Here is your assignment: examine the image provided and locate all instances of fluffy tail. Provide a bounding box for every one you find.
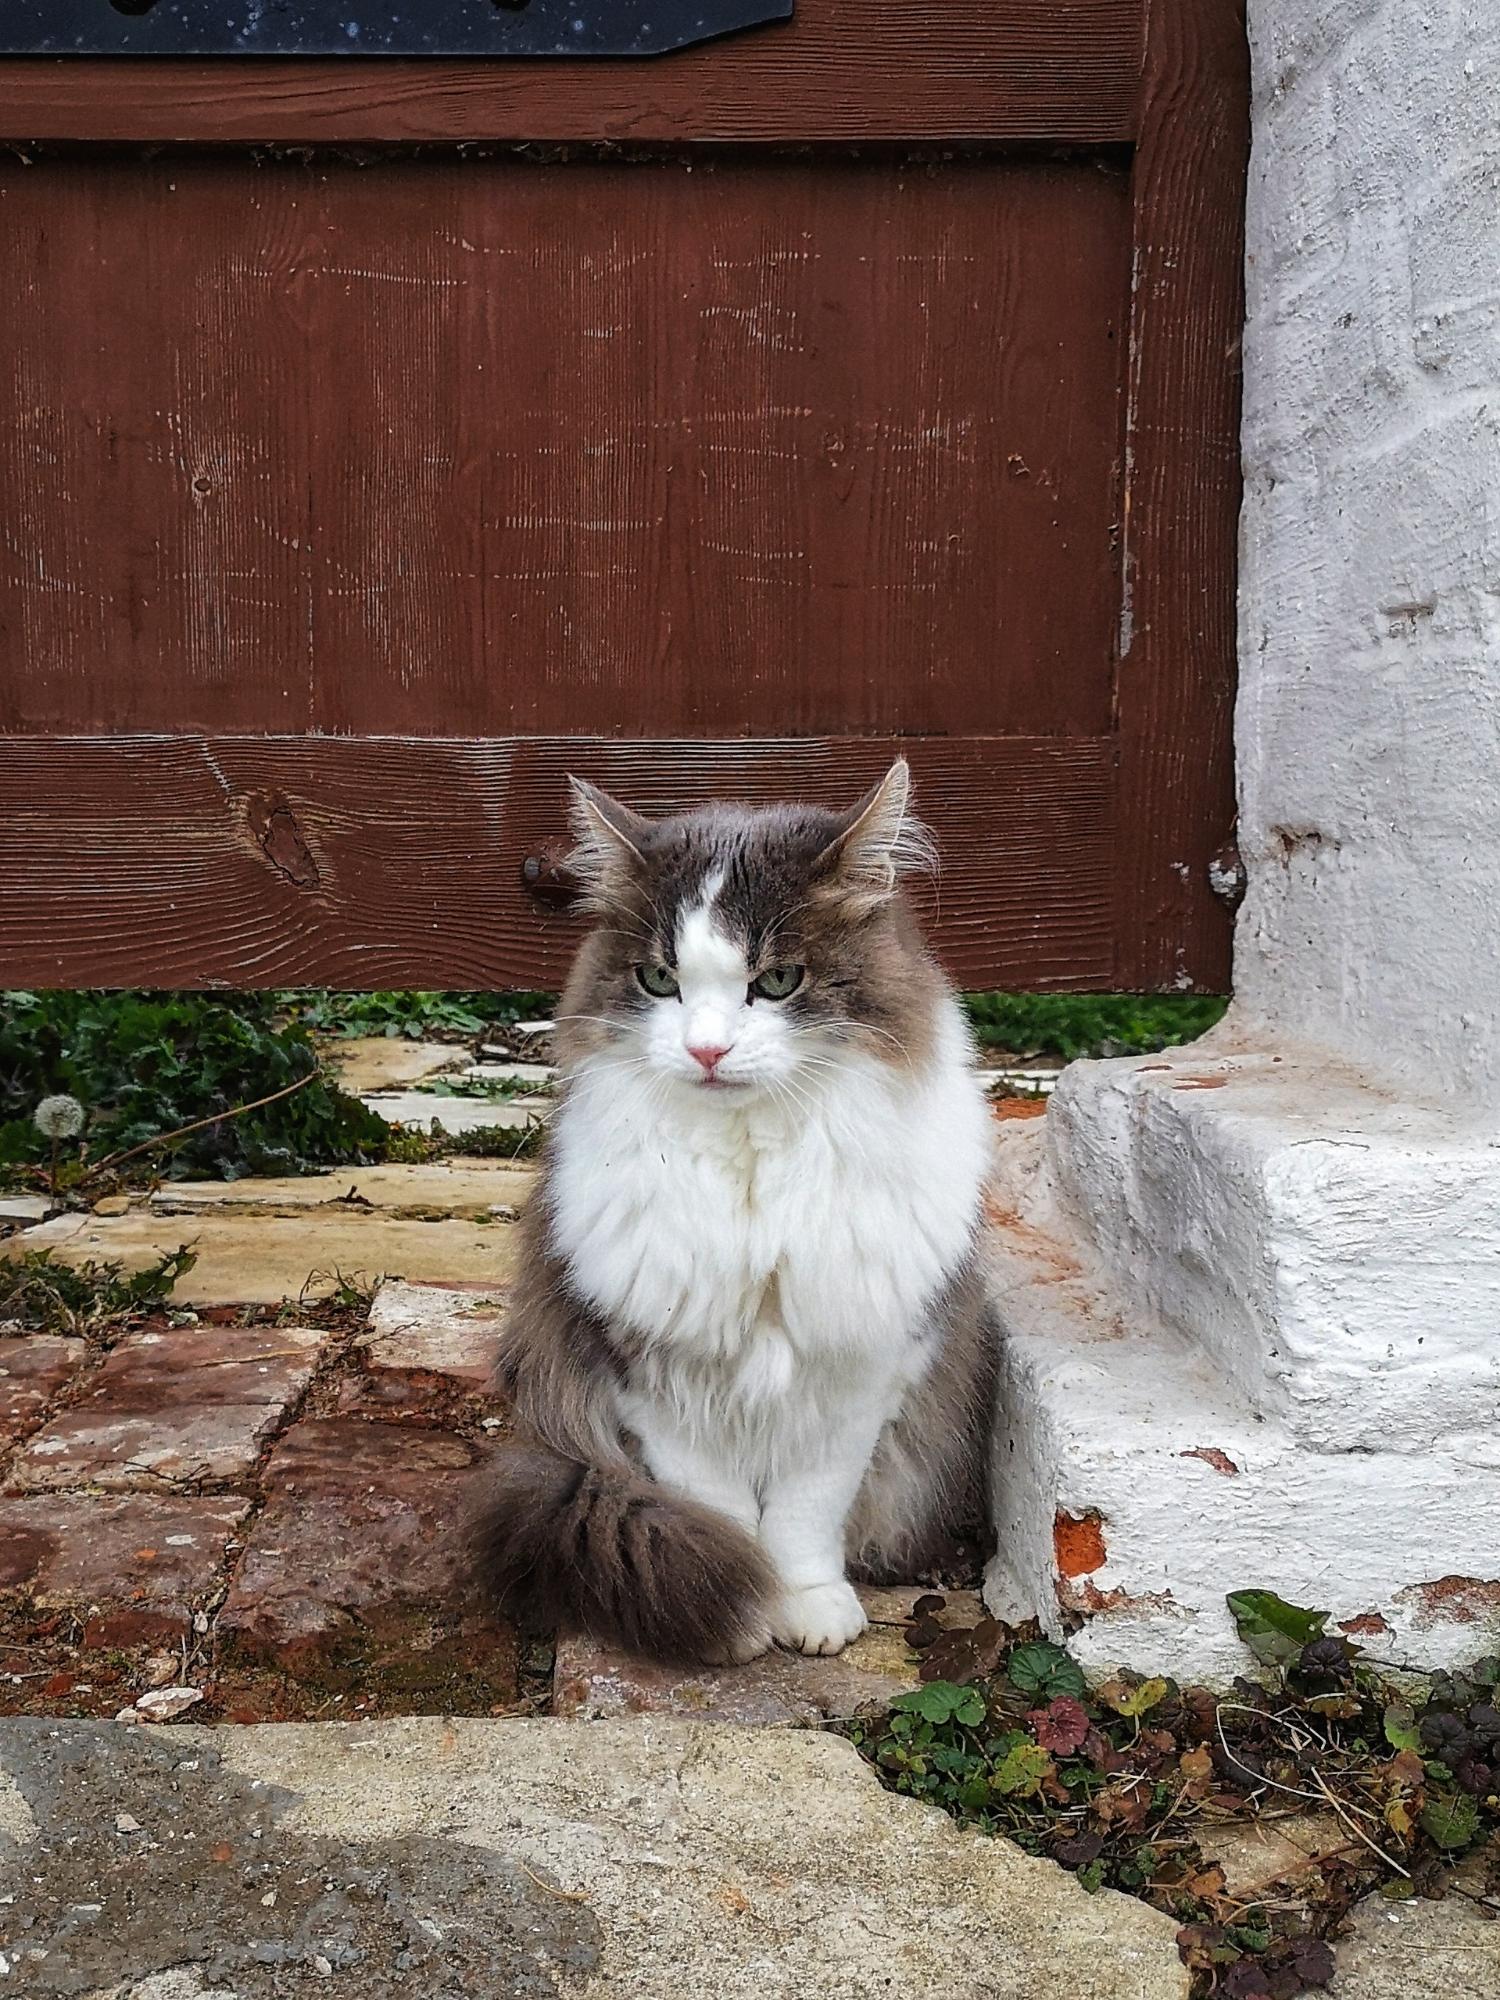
[476,1442,776,1664]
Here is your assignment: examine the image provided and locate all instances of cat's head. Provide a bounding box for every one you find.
[556,760,945,1098]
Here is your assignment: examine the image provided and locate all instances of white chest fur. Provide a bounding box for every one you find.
[547,999,992,1382]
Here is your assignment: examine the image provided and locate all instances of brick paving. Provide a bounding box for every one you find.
[11,1324,327,1493]
[217,1418,514,1696]
[0,1277,521,1716]
[0,1493,249,1648]
[0,1336,86,1439]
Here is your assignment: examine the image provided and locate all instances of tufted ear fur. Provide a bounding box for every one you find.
[566,777,651,907]
[815,760,935,912]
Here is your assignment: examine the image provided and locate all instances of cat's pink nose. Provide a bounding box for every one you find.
[688,1043,731,1075]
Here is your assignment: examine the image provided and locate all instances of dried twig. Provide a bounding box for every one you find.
[79,1069,322,1183]
[1215,1702,1411,1879]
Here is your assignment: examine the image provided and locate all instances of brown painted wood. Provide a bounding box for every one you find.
[1111,0,1247,991]
[0,735,1117,992]
[0,151,1129,742]
[0,2,1141,146]
[0,1,1248,995]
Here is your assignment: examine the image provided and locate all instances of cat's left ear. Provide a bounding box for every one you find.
[566,776,651,901]
[816,759,934,908]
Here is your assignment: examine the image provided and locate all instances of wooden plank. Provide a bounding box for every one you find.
[0,1,1142,146]
[1111,0,1247,992]
[0,734,1118,992]
[0,151,1129,743]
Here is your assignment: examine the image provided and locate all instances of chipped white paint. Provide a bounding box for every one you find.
[985,0,1500,1680]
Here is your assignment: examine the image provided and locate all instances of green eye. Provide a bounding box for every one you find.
[635,963,680,999]
[750,965,805,1001]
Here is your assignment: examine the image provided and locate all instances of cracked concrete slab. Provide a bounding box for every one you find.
[0,1717,1191,1998]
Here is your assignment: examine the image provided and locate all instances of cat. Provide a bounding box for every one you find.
[475,760,997,1664]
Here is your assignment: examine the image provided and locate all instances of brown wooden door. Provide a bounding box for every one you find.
[0,1,1246,993]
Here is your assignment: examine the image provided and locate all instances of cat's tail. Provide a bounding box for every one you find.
[475,1441,777,1664]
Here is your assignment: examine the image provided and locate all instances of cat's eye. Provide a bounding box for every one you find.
[749,964,805,1001]
[635,963,681,999]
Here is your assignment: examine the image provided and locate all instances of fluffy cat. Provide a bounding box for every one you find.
[476,760,996,1663]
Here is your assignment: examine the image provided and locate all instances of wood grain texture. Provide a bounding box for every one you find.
[0,1,1142,146]
[0,735,1118,992]
[0,151,1129,742]
[1111,0,1247,991]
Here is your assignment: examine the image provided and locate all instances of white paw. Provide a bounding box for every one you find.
[774,1581,868,1657]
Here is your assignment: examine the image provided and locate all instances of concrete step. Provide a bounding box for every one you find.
[0,1717,1192,1999]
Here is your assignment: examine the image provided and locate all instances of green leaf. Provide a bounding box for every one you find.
[1419,1791,1480,1850]
[1007,1641,1087,1699]
[1225,1589,1328,1668]
[891,1682,972,1726]
[952,1686,987,1727]
[1101,1675,1170,1718]
[1383,1702,1422,1752]
[991,1743,1053,1797]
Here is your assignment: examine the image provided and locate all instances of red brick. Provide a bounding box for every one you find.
[0,1335,87,1438]
[216,1418,516,1698]
[0,1492,248,1646]
[9,1324,328,1493]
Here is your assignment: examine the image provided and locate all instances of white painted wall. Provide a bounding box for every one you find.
[1233,0,1500,1112]
[987,0,1500,1677]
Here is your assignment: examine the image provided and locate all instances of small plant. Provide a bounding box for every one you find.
[962,991,1227,1062]
[441,1119,550,1162]
[1,991,389,1184]
[32,1092,85,1201]
[282,991,555,1042]
[413,1073,556,1102]
[0,1246,195,1338]
[844,1592,1500,1999]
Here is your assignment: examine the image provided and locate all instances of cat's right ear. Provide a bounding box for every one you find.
[566,776,650,897]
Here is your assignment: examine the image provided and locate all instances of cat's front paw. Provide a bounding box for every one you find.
[774,1580,867,1657]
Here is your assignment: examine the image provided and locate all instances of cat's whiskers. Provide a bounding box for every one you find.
[554,1012,631,1035]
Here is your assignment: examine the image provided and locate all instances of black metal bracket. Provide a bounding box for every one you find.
[2,0,793,59]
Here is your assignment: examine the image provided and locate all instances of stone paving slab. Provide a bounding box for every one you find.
[217,1419,516,1696]
[0,1194,52,1227]
[555,1587,983,1724]
[463,1060,555,1086]
[0,1493,249,1647]
[327,1037,466,1094]
[1333,1890,1500,1998]
[359,1089,552,1135]
[149,1159,536,1220]
[358,1279,507,1394]
[13,1717,1181,2000]
[0,1336,87,1440]
[8,1209,520,1305]
[9,1325,327,1494]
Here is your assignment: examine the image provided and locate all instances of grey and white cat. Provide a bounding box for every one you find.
[477,761,996,1663]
